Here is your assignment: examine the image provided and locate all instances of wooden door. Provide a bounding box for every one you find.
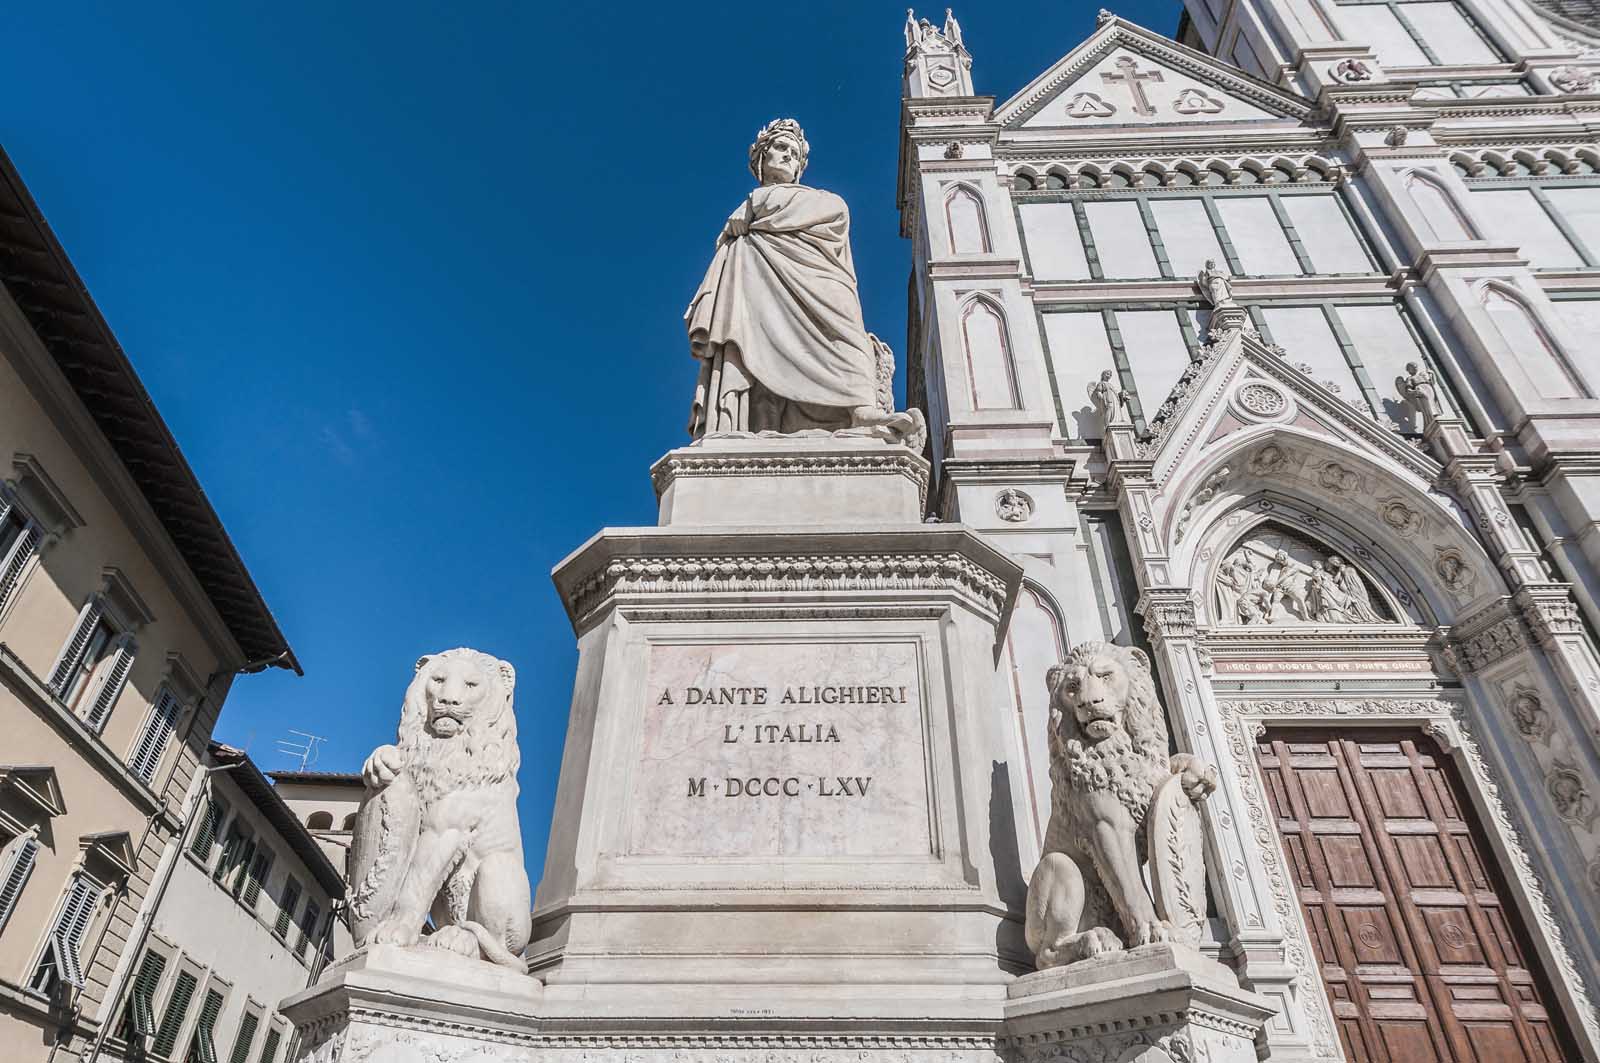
[1256,729,1576,1062]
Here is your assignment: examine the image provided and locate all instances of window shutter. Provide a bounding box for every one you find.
[295,900,321,958]
[214,823,243,881]
[242,849,273,908]
[190,797,226,862]
[257,1026,282,1063]
[52,873,100,987]
[0,835,39,933]
[274,879,301,940]
[230,837,257,898]
[0,522,40,615]
[48,600,105,695]
[228,1011,260,1063]
[121,949,167,1040]
[152,970,198,1057]
[130,688,183,783]
[188,988,225,1063]
[82,636,136,732]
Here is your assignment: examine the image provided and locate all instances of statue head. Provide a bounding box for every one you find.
[1099,369,1114,383]
[1405,361,1421,376]
[408,648,512,739]
[749,118,809,185]
[1046,642,1166,749]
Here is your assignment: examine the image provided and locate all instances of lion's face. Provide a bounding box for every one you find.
[1052,651,1134,744]
[421,654,497,738]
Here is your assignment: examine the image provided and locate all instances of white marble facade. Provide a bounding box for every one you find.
[902,1,1600,1060]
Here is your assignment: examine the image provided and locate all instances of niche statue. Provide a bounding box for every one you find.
[1025,642,1219,967]
[686,118,924,447]
[347,648,532,972]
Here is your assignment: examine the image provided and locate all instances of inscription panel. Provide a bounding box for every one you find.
[627,640,930,859]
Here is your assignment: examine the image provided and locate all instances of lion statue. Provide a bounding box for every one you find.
[1024,642,1218,969]
[347,648,532,972]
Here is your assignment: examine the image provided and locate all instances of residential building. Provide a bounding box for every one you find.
[0,144,298,1061]
[265,772,364,875]
[105,745,345,1063]
[899,2,1600,1058]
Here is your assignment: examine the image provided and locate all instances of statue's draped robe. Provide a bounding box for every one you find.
[686,183,878,435]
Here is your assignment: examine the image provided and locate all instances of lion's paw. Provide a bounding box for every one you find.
[427,924,480,957]
[1076,925,1124,959]
[1135,918,1176,946]
[371,920,420,948]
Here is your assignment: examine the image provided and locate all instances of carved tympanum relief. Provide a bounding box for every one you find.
[1213,526,1394,626]
[1024,643,1218,967]
[349,648,533,972]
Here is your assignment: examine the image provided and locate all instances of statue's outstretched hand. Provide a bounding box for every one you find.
[362,744,404,790]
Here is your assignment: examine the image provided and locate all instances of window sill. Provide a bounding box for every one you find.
[0,643,170,825]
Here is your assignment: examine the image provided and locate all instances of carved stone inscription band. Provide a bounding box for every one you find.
[629,640,930,859]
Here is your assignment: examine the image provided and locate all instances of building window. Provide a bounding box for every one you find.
[47,598,137,733]
[129,687,185,784]
[241,847,274,909]
[214,820,256,892]
[227,1005,261,1063]
[0,494,41,619]
[28,871,102,995]
[186,986,226,1063]
[190,796,229,864]
[294,899,321,959]
[257,1023,285,1063]
[118,948,169,1046]
[305,811,333,831]
[0,831,39,935]
[151,967,200,1059]
[273,878,301,941]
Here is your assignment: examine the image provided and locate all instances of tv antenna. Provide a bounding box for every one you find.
[276,729,326,772]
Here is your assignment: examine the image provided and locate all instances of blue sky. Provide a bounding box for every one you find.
[2,2,1177,869]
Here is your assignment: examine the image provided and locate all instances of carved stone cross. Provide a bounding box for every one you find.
[1101,55,1164,116]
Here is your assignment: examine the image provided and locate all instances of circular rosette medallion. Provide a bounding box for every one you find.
[1232,380,1291,422]
[1146,774,1207,946]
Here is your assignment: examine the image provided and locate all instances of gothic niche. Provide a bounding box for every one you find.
[1213,524,1396,626]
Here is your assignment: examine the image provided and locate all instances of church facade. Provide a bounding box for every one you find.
[900,3,1600,1060]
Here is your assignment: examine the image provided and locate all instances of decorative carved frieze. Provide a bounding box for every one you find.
[1515,585,1585,648]
[650,451,930,509]
[1140,587,1199,644]
[565,551,1009,622]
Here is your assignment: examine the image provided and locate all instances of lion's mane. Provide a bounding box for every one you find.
[1046,642,1171,827]
[397,647,519,805]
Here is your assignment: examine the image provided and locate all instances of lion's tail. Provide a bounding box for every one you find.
[460,920,529,975]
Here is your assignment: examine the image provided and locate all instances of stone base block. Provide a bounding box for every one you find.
[651,436,929,527]
[281,945,539,1063]
[1004,944,1274,1063]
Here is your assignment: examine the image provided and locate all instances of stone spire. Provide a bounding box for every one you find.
[902,7,973,98]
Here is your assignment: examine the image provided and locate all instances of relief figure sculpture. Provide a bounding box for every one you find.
[686,119,924,446]
[1024,643,1218,967]
[347,648,533,972]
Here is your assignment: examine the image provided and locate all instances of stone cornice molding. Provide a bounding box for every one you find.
[553,528,1022,633]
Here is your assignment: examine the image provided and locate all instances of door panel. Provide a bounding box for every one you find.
[1257,729,1577,1063]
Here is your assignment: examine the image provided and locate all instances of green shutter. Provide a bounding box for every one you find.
[152,970,198,1057]
[242,850,273,908]
[190,798,225,861]
[228,1011,260,1063]
[257,1027,282,1063]
[120,949,167,1040]
[274,880,301,940]
[187,988,224,1063]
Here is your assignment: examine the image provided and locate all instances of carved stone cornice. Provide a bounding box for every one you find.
[554,528,1022,632]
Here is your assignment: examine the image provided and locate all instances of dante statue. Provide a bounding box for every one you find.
[686,119,922,444]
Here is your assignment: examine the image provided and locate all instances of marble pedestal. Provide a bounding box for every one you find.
[534,436,1026,1017]
[1005,944,1274,1063]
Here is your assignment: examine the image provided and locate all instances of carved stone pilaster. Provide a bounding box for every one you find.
[1447,599,1526,675]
